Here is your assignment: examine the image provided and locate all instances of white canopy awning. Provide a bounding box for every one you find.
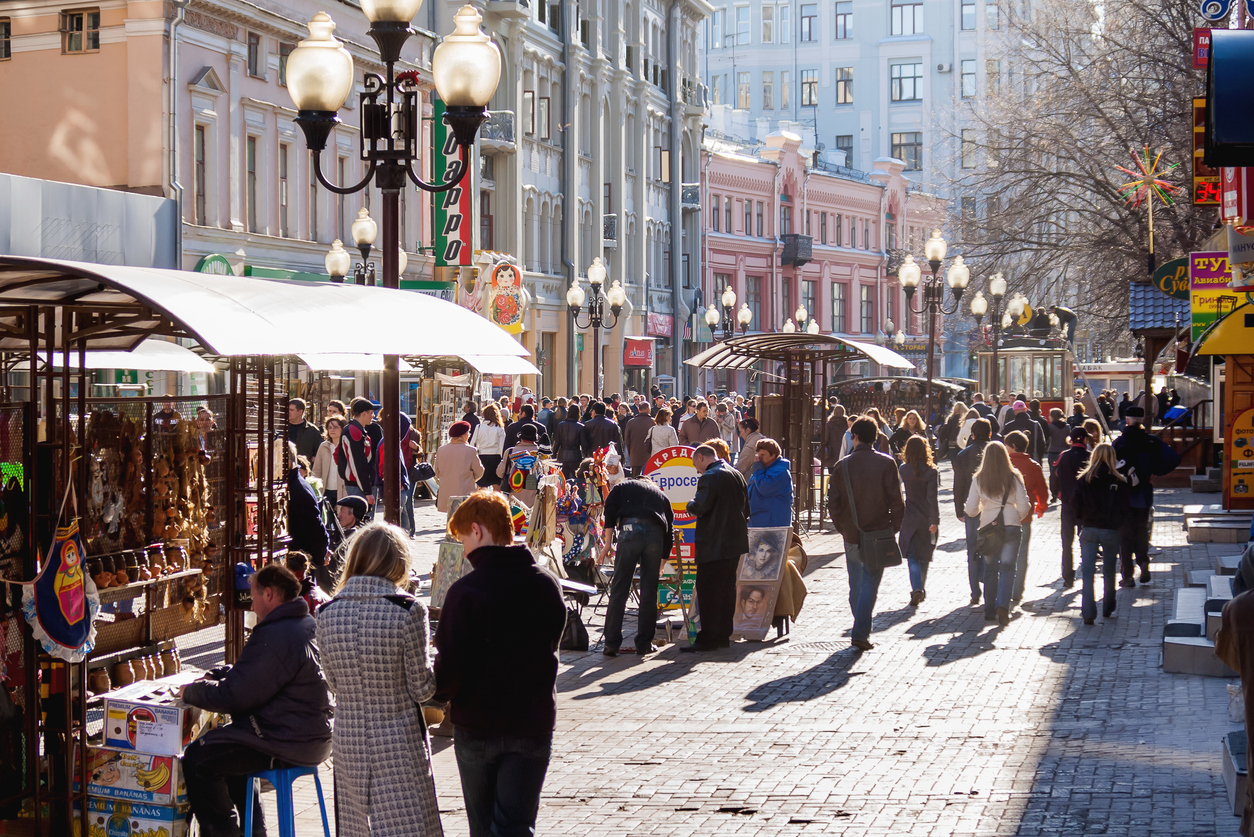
[0,257,531,358]
[685,332,915,371]
[297,354,416,372]
[42,338,217,373]
[460,354,541,375]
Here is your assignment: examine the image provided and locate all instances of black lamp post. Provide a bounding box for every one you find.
[968,271,1009,397]
[288,3,501,524]
[567,257,626,397]
[898,230,970,424]
[324,209,411,285]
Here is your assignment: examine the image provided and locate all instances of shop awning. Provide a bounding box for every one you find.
[297,354,416,372]
[41,338,218,373]
[1196,302,1254,355]
[685,332,915,371]
[459,354,541,375]
[0,257,531,358]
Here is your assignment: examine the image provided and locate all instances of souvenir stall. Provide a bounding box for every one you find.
[0,257,530,836]
[825,376,967,418]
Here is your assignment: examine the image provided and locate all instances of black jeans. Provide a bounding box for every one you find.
[1119,506,1152,579]
[604,522,665,651]
[453,729,552,837]
[1060,503,1079,582]
[694,557,736,647]
[182,736,280,837]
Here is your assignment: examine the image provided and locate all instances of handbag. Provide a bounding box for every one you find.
[975,485,1012,557]
[840,461,903,570]
[559,606,589,651]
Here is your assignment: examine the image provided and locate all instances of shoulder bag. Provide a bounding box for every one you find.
[841,459,903,570]
[975,484,1012,557]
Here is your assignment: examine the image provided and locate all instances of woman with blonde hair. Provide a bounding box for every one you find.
[1075,443,1131,624]
[316,522,441,835]
[1082,418,1104,448]
[899,435,939,606]
[474,402,507,488]
[889,409,925,459]
[964,441,1031,627]
[938,402,969,460]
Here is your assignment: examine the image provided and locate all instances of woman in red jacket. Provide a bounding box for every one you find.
[1005,431,1048,607]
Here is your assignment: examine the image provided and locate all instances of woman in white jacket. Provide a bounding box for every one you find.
[472,403,507,487]
[964,441,1031,628]
[312,416,345,505]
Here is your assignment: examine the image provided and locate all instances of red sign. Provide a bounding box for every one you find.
[1194,28,1212,69]
[646,312,674,338]
[1223,167,1254,223]
[1195,97,1220,206]
[623,338,654,367]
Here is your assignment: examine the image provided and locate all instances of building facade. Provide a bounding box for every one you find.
[700,130,945,393]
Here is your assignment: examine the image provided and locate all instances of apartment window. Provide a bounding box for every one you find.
[886,288,896,325]
[835,67,853,105]
[781,71,790,109]
[864,219,870,249]
[819,212,827,244]
[711,75,722,105]
[961,129,977,169]
[538,1,561,31]
[711,195,721,232]
[782,281,791,326]
[744,200,752,235]
[800,4,817,41]
[762,72,774,110]
[987,1,1000,29]
[835,1,852,38]
[0,18,10,60]
[278,42,294,85]
[860,285,874,333]
[890,62,923,102]
[523,90,535,135]
[737,72,751,108]
[756,202,764,236]
[832,283,847,332]
[278,144,290,237]
[61,9,100,53]
[735,6,750,45]
[834,213,843,246]
[481,191,494,249]
[987,59,1001,96]
[247,32,263,78]
[802,281,817,324]
[962,0,975,29]
[725,198,733,233]
[246,137,259,233]
[193,126,207,226]
[805,210,811,236]
[890,1,923,35]
[538,97,551,140]
[780,205,792,236]
[801,70,818,106]
[710,9,722,48]
[988,127,1001,168]
[762,5,774,42]
[961,59,976,97]
[961,196,977,239]
[779,4,791,42]
[309,159,319,241]
[835,135,853,168]
[746,276,762,329]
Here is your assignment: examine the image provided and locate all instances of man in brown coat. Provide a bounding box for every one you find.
[679,401,720,446]
[623,401,656,476]
[433,421,484,512]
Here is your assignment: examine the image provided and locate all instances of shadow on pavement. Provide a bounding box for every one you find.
[741,649,865,712]
[565,641,775,699]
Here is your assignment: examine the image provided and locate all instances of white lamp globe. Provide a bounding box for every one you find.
[433,6,503,108]
[286,13,356,113]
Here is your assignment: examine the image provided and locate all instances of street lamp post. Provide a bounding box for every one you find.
[568,257,626,396]
[288,3,501,524]
[898,230,970,424]
[968,271,1007,397]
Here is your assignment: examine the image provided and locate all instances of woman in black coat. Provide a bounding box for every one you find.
[552,405,585,478]
[899,436,940,607]
[1075,443,1131,624]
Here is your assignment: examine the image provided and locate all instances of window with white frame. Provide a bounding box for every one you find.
[710,9,722,48]
[762,5,774,42]
[987,1,1000,29]
[986,59,1001,96]
[711,195,720,232]
[890,62,922,102]
[744,199,752,235]
[961,59,976,97]
[779,4,791,42]
[781,70,790,109]
[735,6,750,45]
[737,72,751,108]
[247,32,264,78]
[832,283,846,332]
[756,202,764,236]
[833,212,843,246]
[193,125,207,226]
[762,71,774,109]
[961,129,977,169]
[835,135,853,168]
[725,198,733,233]
[278,144,290,238]
[860,285,874,333]
[246,137,259,233]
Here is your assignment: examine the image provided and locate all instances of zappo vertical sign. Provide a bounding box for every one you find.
[433,97,472,266]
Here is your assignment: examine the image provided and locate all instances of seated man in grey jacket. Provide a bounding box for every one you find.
[180,564,332,837]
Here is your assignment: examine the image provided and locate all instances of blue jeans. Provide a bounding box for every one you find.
[964,516,982,599]
[604,522,665,652]
[1080,526,1120,621]
[1012,518,1032,602]
[845,541,884,642]
[1060,503,1079,582]
[981,525,1022,616]
[400,483,416,535]
[905,533,930,593]
[454,730,552,837]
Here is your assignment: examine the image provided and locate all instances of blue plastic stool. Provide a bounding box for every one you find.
[242,765,331,837]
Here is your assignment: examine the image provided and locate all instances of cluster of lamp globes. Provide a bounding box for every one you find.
[704,286,756,334]
[324,209,406,282]
[567,257,628,314]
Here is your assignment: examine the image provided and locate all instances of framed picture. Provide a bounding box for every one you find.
[732,581,779,640]
[740,527,789,582]
[431,539,469,608]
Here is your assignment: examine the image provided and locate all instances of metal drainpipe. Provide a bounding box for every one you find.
[563,0,578,395]
[668,1,684,390]
[876,181,889,373]
[169,0,189,268]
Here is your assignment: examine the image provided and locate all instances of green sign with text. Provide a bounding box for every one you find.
[1152,257,1190,301]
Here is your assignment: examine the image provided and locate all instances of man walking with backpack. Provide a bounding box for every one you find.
[1112,406,1181,586]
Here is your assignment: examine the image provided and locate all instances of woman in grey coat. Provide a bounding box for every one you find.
[316,523,442,836]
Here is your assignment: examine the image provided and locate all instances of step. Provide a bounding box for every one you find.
[1218,553,1244,576]
[1208,610,1224,642]
[1190,518,1251,543]
[1162,635,1239,677]
[1189,569,1217,587]
[1165,587,1207,637]
[1209,467,1224,480]
[1190,476,1223,493]
[1225,730,1249,818]
[1208,573,1235,610]
[1184,504,1251,521]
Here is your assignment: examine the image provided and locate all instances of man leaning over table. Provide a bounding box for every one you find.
[179,564,332,837]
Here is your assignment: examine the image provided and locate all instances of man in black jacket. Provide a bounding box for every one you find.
[582,401,625,455]
[1002,401,1047,461]
[181,564,332,837]
[684,444,749,652]
[437,490,566,837]
[504,403,550,450]
[623,402,656,477]
[828,418,905,651]
[1050,426,1091,588]
[286,398,324,463]
[602,476,674,655]
[286,459,328,575]
[954,419,992,606]
[1113,407,1181,585]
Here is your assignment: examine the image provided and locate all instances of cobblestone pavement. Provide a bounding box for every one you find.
[202,466,1242,836]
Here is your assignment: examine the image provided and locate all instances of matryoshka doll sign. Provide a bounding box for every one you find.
[489,263,525,334]
[21,519,101,662]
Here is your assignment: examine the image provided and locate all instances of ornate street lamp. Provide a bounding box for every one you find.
[704,303,721,340]
[969,270,1009,396]
[782,318,797,333]
[324,209,409,284]
[736,303,753,334]
[899,230,970,423]
[568,257,625,395]
[288,3,501,524]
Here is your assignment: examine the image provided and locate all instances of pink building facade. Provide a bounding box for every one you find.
[700,131,946,395]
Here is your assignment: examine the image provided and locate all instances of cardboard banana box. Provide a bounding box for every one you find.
[73,798,189,837]
[74,746,187,806]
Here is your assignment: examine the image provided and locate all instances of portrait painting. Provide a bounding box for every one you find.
[740,527,789,582]
[731,580,779,640]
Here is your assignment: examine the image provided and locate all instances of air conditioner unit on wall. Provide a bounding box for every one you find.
[937,62,952,73]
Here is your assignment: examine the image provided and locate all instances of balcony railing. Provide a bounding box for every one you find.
[603,213,617,248]
[781,234,813,267]
[680,73,709,109]
[481,110,515,145]
[681,183,700,210]
[811,158,872,183]
[486,0,531,18]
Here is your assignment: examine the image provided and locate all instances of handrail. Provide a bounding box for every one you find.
[1156,398,1212,436]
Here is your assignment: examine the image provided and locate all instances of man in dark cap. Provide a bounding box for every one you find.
[322,495,367,590]
[1112,406,1181,586]
[1050,426,1091,589]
